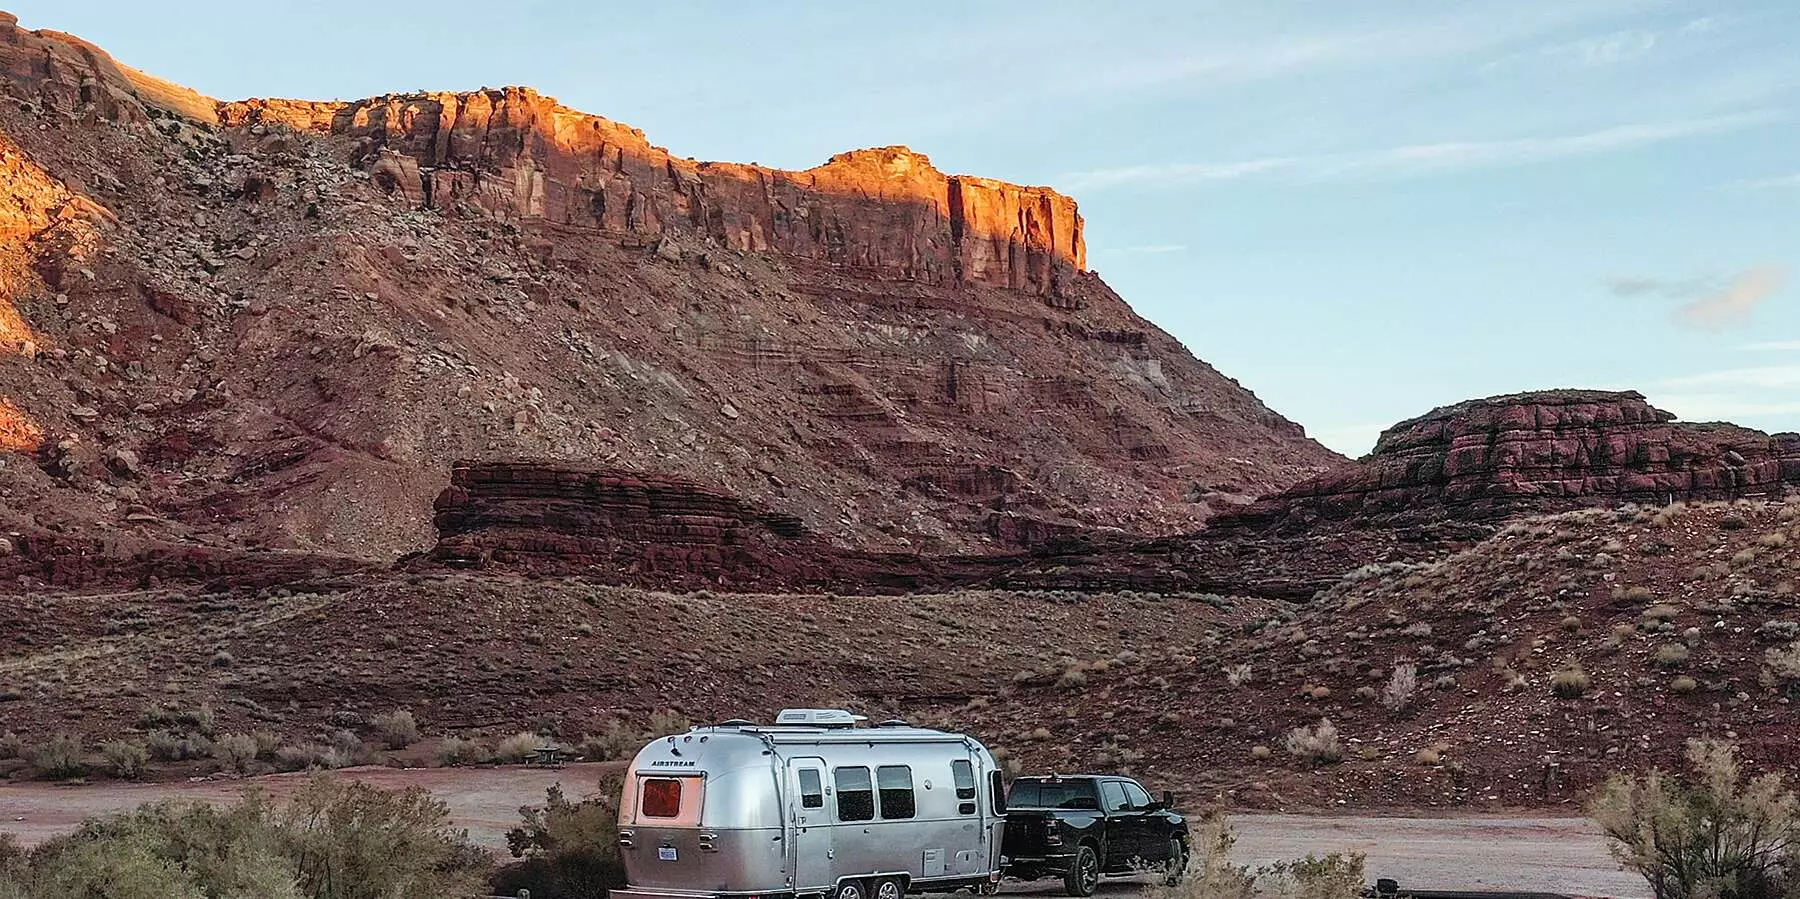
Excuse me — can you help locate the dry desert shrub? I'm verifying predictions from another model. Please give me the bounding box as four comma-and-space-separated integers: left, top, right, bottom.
1141, 810, 1366, 899
1283, 719, 1344, 766
374, 709, 421, 750
1552, 666, 1591, 699
1381, 663, 1417, 714
100, 740, 149, 780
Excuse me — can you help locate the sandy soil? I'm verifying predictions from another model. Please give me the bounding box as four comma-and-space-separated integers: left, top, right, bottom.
0, 764, 1646, 898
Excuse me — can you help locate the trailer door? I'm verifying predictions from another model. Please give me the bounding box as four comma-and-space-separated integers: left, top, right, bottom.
787, 757, 832, 892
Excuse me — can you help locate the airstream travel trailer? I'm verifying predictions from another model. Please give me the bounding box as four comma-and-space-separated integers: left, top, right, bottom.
613, 709, 1008, 899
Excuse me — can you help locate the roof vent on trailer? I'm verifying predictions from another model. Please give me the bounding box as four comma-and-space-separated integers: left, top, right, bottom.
775, 708, 866, 728
716, 718, 755, 728
875, 718, 909, 728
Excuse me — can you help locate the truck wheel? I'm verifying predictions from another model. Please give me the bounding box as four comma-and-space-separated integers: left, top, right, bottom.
835, 879, 870, 899
873, 877, 906, 899
1161, 838, 1187, 886
1063, 845, 1099, 897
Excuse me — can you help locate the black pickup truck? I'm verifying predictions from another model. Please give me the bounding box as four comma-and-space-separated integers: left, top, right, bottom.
1000, 774, 1188, 897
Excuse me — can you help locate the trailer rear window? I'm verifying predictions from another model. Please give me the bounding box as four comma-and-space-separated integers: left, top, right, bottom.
835, 767, 874, 822
641, 778, 684, 818
877, 765, 915, 819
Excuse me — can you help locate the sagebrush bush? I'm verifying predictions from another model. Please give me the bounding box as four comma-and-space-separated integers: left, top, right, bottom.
1594, 740, 1799, 899
579, 723, 639, 762
374, 710, 421, 750
0, 732, 20, 760
438, 736, 489, 768
646, 710, 690, 736
496, 732, 545, 764
1653, 644, 1691, 668
27, 734, 86, 779
1283, 719, 1344, 766
212, 733, 260, 774
495, 774, 627, 899
100, 740, 149, 780
146, 730, 209, 762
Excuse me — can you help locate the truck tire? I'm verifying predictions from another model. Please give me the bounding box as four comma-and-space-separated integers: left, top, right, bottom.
1162, 838, 1186, 886
1063, 845, 1099, 897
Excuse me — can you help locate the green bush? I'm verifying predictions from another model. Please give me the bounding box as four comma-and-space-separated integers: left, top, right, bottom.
494, 774, 627, 899
27, 735, 86, 780
101, 741, 150, 780
373, 710, 420, 750
8, 778, 486, 899
1594, 740, 1799, 899
437, 736, 489, 767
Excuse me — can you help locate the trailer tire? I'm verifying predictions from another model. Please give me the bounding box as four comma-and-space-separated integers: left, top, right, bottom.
835, 878, 871, 899
1063, 845, 1099, 897
873, 876, 907, 899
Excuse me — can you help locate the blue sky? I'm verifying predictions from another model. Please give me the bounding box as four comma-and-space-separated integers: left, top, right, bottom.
19, 1, 1800, 455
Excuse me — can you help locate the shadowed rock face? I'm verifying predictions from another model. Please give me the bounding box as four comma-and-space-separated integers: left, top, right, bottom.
218, 92, 1085, 298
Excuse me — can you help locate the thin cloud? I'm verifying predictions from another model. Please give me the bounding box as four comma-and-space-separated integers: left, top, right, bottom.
1652, 392, 1800, 422
1740, 173, 1800, 189
1553, 29, 1658, 67
1743, 340, 1800, 351
1060, 113, 1776, 192
1606, 264, 1789, 330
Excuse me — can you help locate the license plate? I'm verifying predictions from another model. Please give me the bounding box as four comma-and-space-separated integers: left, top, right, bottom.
659, 847, 678, 861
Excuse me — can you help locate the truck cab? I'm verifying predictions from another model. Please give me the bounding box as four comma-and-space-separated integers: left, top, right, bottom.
1000, 775, 1187, 897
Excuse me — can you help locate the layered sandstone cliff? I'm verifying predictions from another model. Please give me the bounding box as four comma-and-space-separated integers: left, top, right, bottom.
218, 91, 1083, 298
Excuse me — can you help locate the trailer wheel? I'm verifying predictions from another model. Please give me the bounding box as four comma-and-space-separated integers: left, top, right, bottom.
1062, 845, 1099, 897
873, 876, 906, 899
834, 878, 871, 899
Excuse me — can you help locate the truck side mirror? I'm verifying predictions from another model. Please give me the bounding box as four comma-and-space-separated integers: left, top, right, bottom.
1161, 790, 1174, 808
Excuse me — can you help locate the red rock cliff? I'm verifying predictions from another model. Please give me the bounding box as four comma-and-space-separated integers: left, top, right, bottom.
219, 90, 1085, 298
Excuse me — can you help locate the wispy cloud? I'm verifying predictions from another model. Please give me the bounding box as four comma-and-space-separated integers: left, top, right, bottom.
1551, 29, 1658, 67
1653, 392, 1800, 422
1605, 264, 1789, 330
1740, 173, 1800, 189
1743, 339, 1800, 351
1059, 113, 1778, 192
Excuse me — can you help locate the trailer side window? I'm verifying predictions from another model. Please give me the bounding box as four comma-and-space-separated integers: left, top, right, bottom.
642, 778, 683, 818
835, 766, 874, 822
951, 760, 977, 801
799, 769, 824, 809
877, 765, 915, 819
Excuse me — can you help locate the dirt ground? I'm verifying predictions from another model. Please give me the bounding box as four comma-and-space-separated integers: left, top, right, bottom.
0, 763, 1646, 898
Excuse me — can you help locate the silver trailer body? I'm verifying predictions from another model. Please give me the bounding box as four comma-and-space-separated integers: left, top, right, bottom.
613, 713, 1005, 899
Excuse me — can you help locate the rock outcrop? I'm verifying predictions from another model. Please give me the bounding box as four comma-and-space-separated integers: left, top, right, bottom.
1223, 389, 1800, 532
419, 460, 1015, 593
220, 91, 1084, 298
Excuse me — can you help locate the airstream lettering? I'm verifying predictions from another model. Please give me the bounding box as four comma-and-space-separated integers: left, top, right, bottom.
613, 710, 1007, 899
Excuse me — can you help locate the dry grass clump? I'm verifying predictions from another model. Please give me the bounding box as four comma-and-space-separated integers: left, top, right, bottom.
1250, 745, 1272, 760
1670, 675, 1699, 694
1653, 643, 1692, 668
1552, 665, 1591, 698
1056, 667, 1089, 691
1283, 719, 1344, 766
1719, 513, 1749, 530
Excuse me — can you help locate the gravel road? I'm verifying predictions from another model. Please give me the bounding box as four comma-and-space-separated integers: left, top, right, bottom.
0, 764, 1646, 898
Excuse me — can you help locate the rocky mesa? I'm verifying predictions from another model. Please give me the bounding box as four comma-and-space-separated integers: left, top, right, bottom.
0, 11, 1338, 574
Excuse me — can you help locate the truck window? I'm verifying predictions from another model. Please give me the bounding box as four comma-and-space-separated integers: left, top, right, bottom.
877, 765, 916, 819
799, 769, 824, 809
642, 778, 683, 818
1123, 782, 1153, 809
1099, 781, 1130, 812
951, 759, 977, 800
1007, 779, 1097, 810
835, 766, 874, 822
